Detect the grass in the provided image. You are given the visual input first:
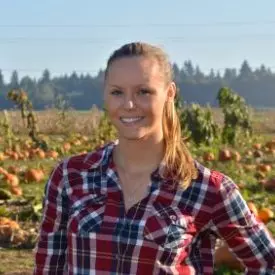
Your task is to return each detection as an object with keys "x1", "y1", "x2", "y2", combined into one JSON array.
[{"x1": 0, "y1": 249, "x2": 34, "y2": 275}]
